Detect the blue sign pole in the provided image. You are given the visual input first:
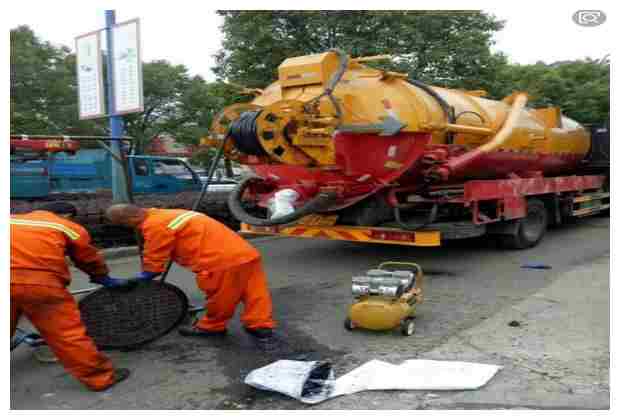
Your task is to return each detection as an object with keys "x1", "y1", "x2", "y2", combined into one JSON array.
[{"x1": 105, "y1": 9, "x2": 130, "y2": 203}]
